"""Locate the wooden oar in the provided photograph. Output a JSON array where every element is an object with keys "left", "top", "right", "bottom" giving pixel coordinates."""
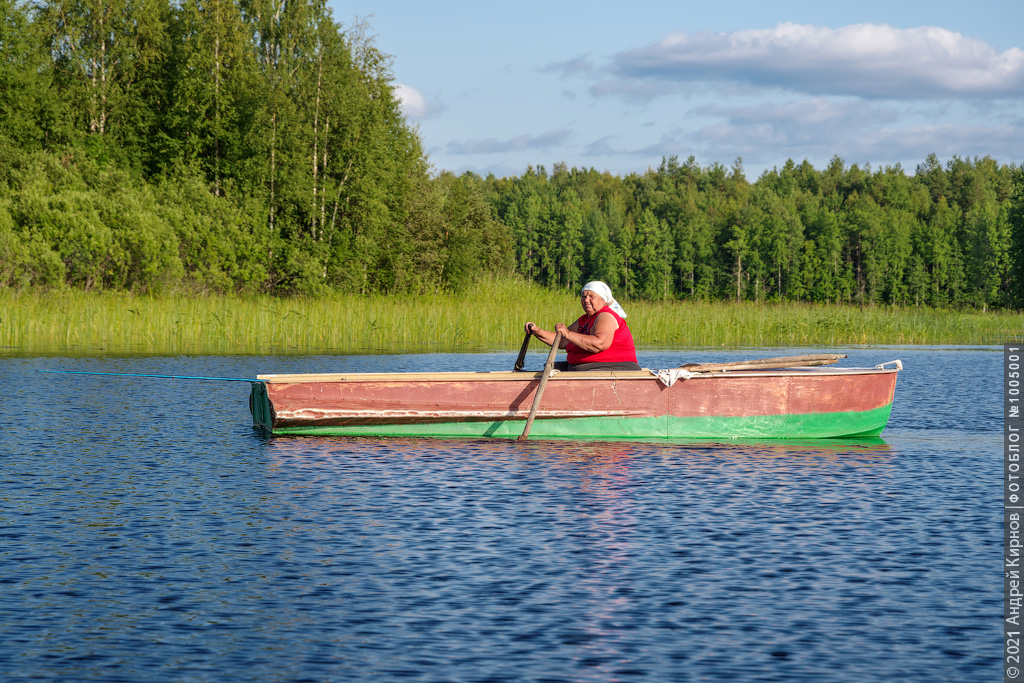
[
  {"left": 679, "top": 353, "right": 847, "bottom": 373},
  {"left": 513, "top": 330, "right": 531, "bottom": 371},
  {"left": 519, "top": 331, "right": 561, "bottom": 441}
]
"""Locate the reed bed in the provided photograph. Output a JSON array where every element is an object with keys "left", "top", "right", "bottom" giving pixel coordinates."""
[{"left": 2, "top": 281, "right": 1022, "bottom": 356}]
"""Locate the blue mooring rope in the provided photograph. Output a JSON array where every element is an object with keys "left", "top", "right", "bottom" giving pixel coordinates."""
[{"left": 38, "top": 370, "right": 260, "bottom": 383}]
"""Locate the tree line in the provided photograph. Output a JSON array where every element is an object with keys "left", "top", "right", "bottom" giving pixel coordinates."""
[
  {"left": 481, "top": 155, "right": 1024, "bottom": 309},
  {"left": 1, "top": 0, "right": 1022, "bottom": 309}
]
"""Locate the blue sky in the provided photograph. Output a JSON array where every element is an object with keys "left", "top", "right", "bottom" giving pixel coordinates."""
[{"left": 336, "top": 0, "right": 1024, "bottom": 179}]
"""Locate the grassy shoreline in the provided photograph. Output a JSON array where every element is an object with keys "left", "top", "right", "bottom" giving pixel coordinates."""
[{"left": 2, "top": 281, "right": 1022, "bottom": 356}]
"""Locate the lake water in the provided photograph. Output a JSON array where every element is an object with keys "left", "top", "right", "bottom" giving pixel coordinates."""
[{"left": 0, "top": 346, "right": 1001, "bottom": 682}]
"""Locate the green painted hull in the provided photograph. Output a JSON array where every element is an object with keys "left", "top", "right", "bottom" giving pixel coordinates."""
[{"left": 271, "top": 404, "right": 893, "bottom": 440}]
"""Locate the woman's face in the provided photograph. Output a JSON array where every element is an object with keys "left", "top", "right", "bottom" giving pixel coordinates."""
[{"left": 581, "top": 289, "right": 607, "bottom": 316}]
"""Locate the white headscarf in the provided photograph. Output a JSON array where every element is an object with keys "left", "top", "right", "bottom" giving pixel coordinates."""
[{"left": 581, "top": 281, "right": 627, "bottom": 318}]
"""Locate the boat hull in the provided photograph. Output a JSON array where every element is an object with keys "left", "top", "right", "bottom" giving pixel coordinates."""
[{"left": 250, "top": 366, "right": 899, "bottom": 440}]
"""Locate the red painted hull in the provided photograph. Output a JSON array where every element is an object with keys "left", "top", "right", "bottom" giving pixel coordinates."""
[{"left": 251, "top": 366, "right": 900, "bottom": 439}]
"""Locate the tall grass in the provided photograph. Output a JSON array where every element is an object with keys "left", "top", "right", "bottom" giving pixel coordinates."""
[
  {"left": 631, "top": 298, "right": 1023, "bottom": 347},
  {"left": 2, "top": 279, "right": 1022, "bottom": 355}
]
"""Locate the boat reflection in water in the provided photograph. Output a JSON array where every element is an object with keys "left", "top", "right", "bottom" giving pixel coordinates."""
[{"left": 262, "top": 434, "right": 893, "bottom": 471}]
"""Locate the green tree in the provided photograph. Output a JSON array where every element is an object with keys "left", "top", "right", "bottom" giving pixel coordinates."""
[
  {"left": 163, "top": 0, "right": 255, "bottom": 192},
  {"left": 0, "top": 0, "right": 65, "bottom": 150},
  {"left": 430, "top": 172, "right": 513, "bottom": 292},
  {"left": 41, "top": 0, "right": 167, "bottom": 154},
  {"left": 553, "top": 188, "right": 584, "bottom": 289},
  {"left": 751, "top": 184, "right": 803, "bottom": 301},
  {"left": 1010, "top": 169, "right": 1024, "bottom": 306},
  {"left": 634, "top": 207, "right": 673, "bottom": 299},
  {"left": 964, "top": 201, "right": 1011, "bottom": 309}
]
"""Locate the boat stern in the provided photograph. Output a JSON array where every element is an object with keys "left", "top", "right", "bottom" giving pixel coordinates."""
[{"left": 249, "top": 381, "right": 274, "bottom": 432}]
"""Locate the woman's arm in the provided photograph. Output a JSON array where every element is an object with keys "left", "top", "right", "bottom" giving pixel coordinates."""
[
  {"left": 524, "top": 320, "right": 577, "bottom": 349},
  {"left": 554, "top": 312, "right": 618, "bottom": 353}
]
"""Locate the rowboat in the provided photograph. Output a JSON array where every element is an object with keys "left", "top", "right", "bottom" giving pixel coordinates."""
[{"left": 249, "top": 354, "right": 901, "bottom": 439}]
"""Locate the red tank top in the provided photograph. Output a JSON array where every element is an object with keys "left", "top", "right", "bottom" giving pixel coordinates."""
[{"left": 565, "top": 306, "right": 638, "bottom": 366}]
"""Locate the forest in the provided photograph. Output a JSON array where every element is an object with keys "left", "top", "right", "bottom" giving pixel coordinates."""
[
  {"left": 2, "top": 0, "right": 1023, "bottom": 309},
  {"left": 482, "top": 155, "right": 1024, "bottom": 309}
]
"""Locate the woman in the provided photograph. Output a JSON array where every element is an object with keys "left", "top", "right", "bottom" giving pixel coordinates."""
[{"left": 524, "top": 281, "right": 641, "bottom": 371}]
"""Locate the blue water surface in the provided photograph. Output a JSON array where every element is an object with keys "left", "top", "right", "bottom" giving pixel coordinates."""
[{"left": 0, "top": 347, "right": 1001, "bottom": 682}]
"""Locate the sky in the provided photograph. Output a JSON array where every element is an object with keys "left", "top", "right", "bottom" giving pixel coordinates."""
[{"left": 335, "top": 0, "right": 1024, "bottom": 179}]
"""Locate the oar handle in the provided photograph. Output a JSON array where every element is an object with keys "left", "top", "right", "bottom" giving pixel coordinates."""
[
  {"left": 513, "top": 329, "right": 531, "bottom": 371},
  {"left": 519, "top": 331, "right": 561, "bottom": 441}
]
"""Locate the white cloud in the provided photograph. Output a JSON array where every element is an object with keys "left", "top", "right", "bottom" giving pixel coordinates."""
[
  {"left": 394, "top": 83, "right": 446, "bottom": 118},
  {"left": 690, "top": 99, "right": 1024, "bottom": 170},
  {"left": 569, "top": 96, "right": 1024, "bottom": 176},
  {"left": 695, "top": 98, "right": 899, "bottom": 146},
  {"left": 540, "top": 56, "right": 595, "bottom": 78},
  {"left": 583, "top": 136, "right": 617, "bottom": 156},
  {"left": 447, "top": 130, "right": 571, "bottom": 155},
  {"left": 605, "top": 22, "right": 1024, "bottom": 100}
]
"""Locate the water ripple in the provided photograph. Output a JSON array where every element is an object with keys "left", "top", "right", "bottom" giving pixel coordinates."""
[{"left": 0, "top": 348, "right": 1001, "bottom": 682}]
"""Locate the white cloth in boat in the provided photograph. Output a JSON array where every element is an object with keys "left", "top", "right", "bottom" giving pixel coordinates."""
[{"left": 651, "top": 367, "right": 695, "bottom": 386}]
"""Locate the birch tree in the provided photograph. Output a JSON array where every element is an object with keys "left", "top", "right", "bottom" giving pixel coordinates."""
[{"left": 41, "top": 0, "right": 166, "bottom": 145}]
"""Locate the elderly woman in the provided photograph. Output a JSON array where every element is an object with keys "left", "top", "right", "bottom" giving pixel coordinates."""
[{"left": 524, "top": 281, "right": 642, "bottom": 371}]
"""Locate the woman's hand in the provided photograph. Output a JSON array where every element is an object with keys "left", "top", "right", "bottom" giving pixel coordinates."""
[{"left": 524, "top": 322, "right": 567, "bottom": 348}]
